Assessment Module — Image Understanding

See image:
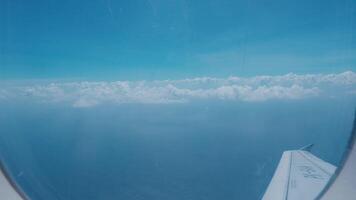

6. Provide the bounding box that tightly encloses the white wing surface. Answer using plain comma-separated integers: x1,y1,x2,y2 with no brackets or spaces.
262,150,336,200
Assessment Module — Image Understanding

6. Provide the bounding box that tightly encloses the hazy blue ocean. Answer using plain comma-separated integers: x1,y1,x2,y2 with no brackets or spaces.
0,99,355,200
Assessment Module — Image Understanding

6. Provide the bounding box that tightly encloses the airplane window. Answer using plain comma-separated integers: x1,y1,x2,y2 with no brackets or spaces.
0,0,355,200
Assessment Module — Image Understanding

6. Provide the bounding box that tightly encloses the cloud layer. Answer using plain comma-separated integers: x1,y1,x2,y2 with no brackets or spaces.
1,71,355,107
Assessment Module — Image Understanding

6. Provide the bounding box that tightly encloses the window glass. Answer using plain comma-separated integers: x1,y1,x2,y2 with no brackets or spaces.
0,0,355,199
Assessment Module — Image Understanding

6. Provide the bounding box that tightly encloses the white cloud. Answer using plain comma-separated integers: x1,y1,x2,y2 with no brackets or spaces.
0,71,355,107
238,85,320,102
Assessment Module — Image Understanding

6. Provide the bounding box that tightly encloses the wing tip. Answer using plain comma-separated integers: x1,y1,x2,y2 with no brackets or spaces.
299,143,314,152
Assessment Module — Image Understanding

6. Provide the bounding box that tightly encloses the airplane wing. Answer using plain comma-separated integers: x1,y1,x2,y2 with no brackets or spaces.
262,149,336,200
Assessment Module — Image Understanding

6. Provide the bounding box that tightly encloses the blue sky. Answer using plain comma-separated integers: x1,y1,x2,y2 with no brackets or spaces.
1,0,355,80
